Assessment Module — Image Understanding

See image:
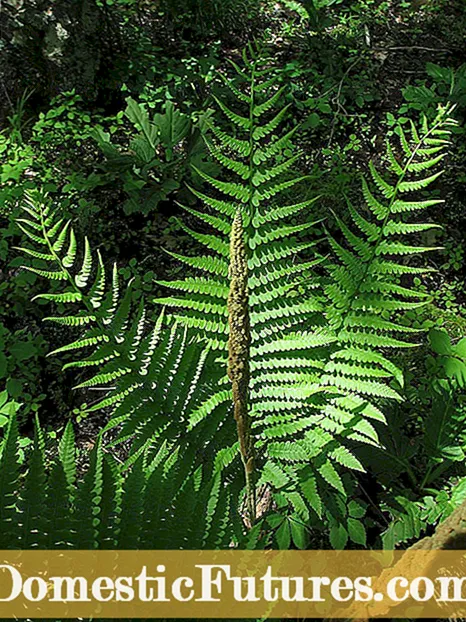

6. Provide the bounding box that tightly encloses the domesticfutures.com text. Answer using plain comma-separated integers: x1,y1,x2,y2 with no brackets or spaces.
1,564,466,605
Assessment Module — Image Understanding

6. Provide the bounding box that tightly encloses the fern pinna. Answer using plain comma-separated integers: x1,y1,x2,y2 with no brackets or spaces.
0,414,231,549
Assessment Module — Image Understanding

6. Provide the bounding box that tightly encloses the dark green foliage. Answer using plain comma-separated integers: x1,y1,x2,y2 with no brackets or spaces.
402,63,466,119
159,0,262,37
0,416,21,548
357,329,466,548
13,43,462,550
93,98,204,215
0,415,233,550
296,0,344,32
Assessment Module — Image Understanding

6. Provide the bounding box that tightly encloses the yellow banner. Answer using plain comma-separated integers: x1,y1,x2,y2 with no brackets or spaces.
0,550,466,618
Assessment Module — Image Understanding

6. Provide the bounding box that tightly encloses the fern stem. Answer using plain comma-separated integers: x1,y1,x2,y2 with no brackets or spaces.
227,210,256,526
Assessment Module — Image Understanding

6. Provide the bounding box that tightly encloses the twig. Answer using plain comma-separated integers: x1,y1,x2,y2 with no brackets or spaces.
327,59,361,148
372,45,450,53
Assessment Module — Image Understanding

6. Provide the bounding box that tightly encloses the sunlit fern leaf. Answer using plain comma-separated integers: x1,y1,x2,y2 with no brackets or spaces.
155,43,366,524
15,192,238,525
324,106,457,410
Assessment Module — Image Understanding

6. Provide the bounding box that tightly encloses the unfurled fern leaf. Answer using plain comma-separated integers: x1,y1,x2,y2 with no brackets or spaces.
117,456,145,548
155,44,363,525
74,437,104,549
99,454,121,549
16,192,231,460
323,107,457,409
20,418,47,548
381,494,426,549
15,192,237,526
0,416,21,548
46,456,73,548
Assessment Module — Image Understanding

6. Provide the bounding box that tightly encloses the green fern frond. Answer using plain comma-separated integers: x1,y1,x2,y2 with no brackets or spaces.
15,193,236,495
0,415,235,550
0,416,21,548
156,47,362,523
324,105,457,411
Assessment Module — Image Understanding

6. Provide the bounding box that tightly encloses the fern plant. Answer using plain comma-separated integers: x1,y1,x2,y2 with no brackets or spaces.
154,44,457,544
14,190,240,508
0,413,231,549
14,43,458,548
155,43,352,531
